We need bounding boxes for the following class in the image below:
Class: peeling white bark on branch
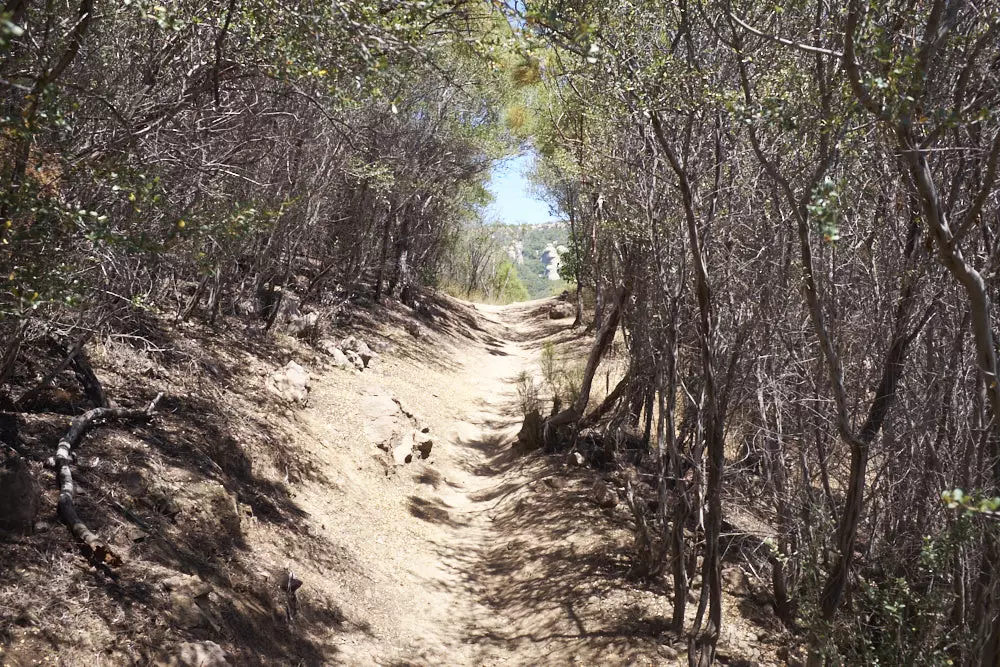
[56,392,163,565]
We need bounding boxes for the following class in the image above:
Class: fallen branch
[55,392,163,565]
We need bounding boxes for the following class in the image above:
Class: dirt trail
[0,295,778,667]
[254,297,771,667]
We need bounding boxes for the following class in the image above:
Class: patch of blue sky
[485,152,555,226]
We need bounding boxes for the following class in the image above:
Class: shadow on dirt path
[376,300,691,667]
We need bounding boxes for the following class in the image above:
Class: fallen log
[55,392,163,565]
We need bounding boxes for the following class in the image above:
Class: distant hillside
[498,222,571,298]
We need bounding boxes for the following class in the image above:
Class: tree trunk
[544,286,625,441]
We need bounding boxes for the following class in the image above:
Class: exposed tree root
[55,392,163,565]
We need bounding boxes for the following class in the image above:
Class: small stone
[570,452,586,466]
[269,361,310,404]
[318,340,351,367]
[163,574,212,598]
[544,476,567,490]
[156,640,231,667]
[658,644,679,659]
[330,347,350,367]
[392,433,414,465]
[345,350,365,371]
[167,593,208,629]
[365,415,398,449]
[592,481,618,508]
[413,432,433,459]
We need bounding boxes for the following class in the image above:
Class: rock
[570,451,586,466]
[270,361,310,404]
[372,340,392,354]
[360,391,400,419]
[390,430,433,464]
[345,349,365,371]
[156,640,231,667]
[0,455,40,534]
[657,644,679,659]
[341,336,378,364]
[318,339,351,368]
[723,566,750,595]
[592,480,618,508]
[543,476,567,490]
[516,410,543,451]
[163,573,212,599]
[413,431,433,459]
[549,302,575,319]
[365,416,399,449]
[330,347,350,368]
[167,593,209,629]
[392,433,415,465]
[182,481,241,556]
[286,311,319,337]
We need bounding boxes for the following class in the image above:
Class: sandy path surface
[243,298,769,666]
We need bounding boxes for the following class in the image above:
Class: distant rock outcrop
[506,240,524,264]
[540,243,568,280]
